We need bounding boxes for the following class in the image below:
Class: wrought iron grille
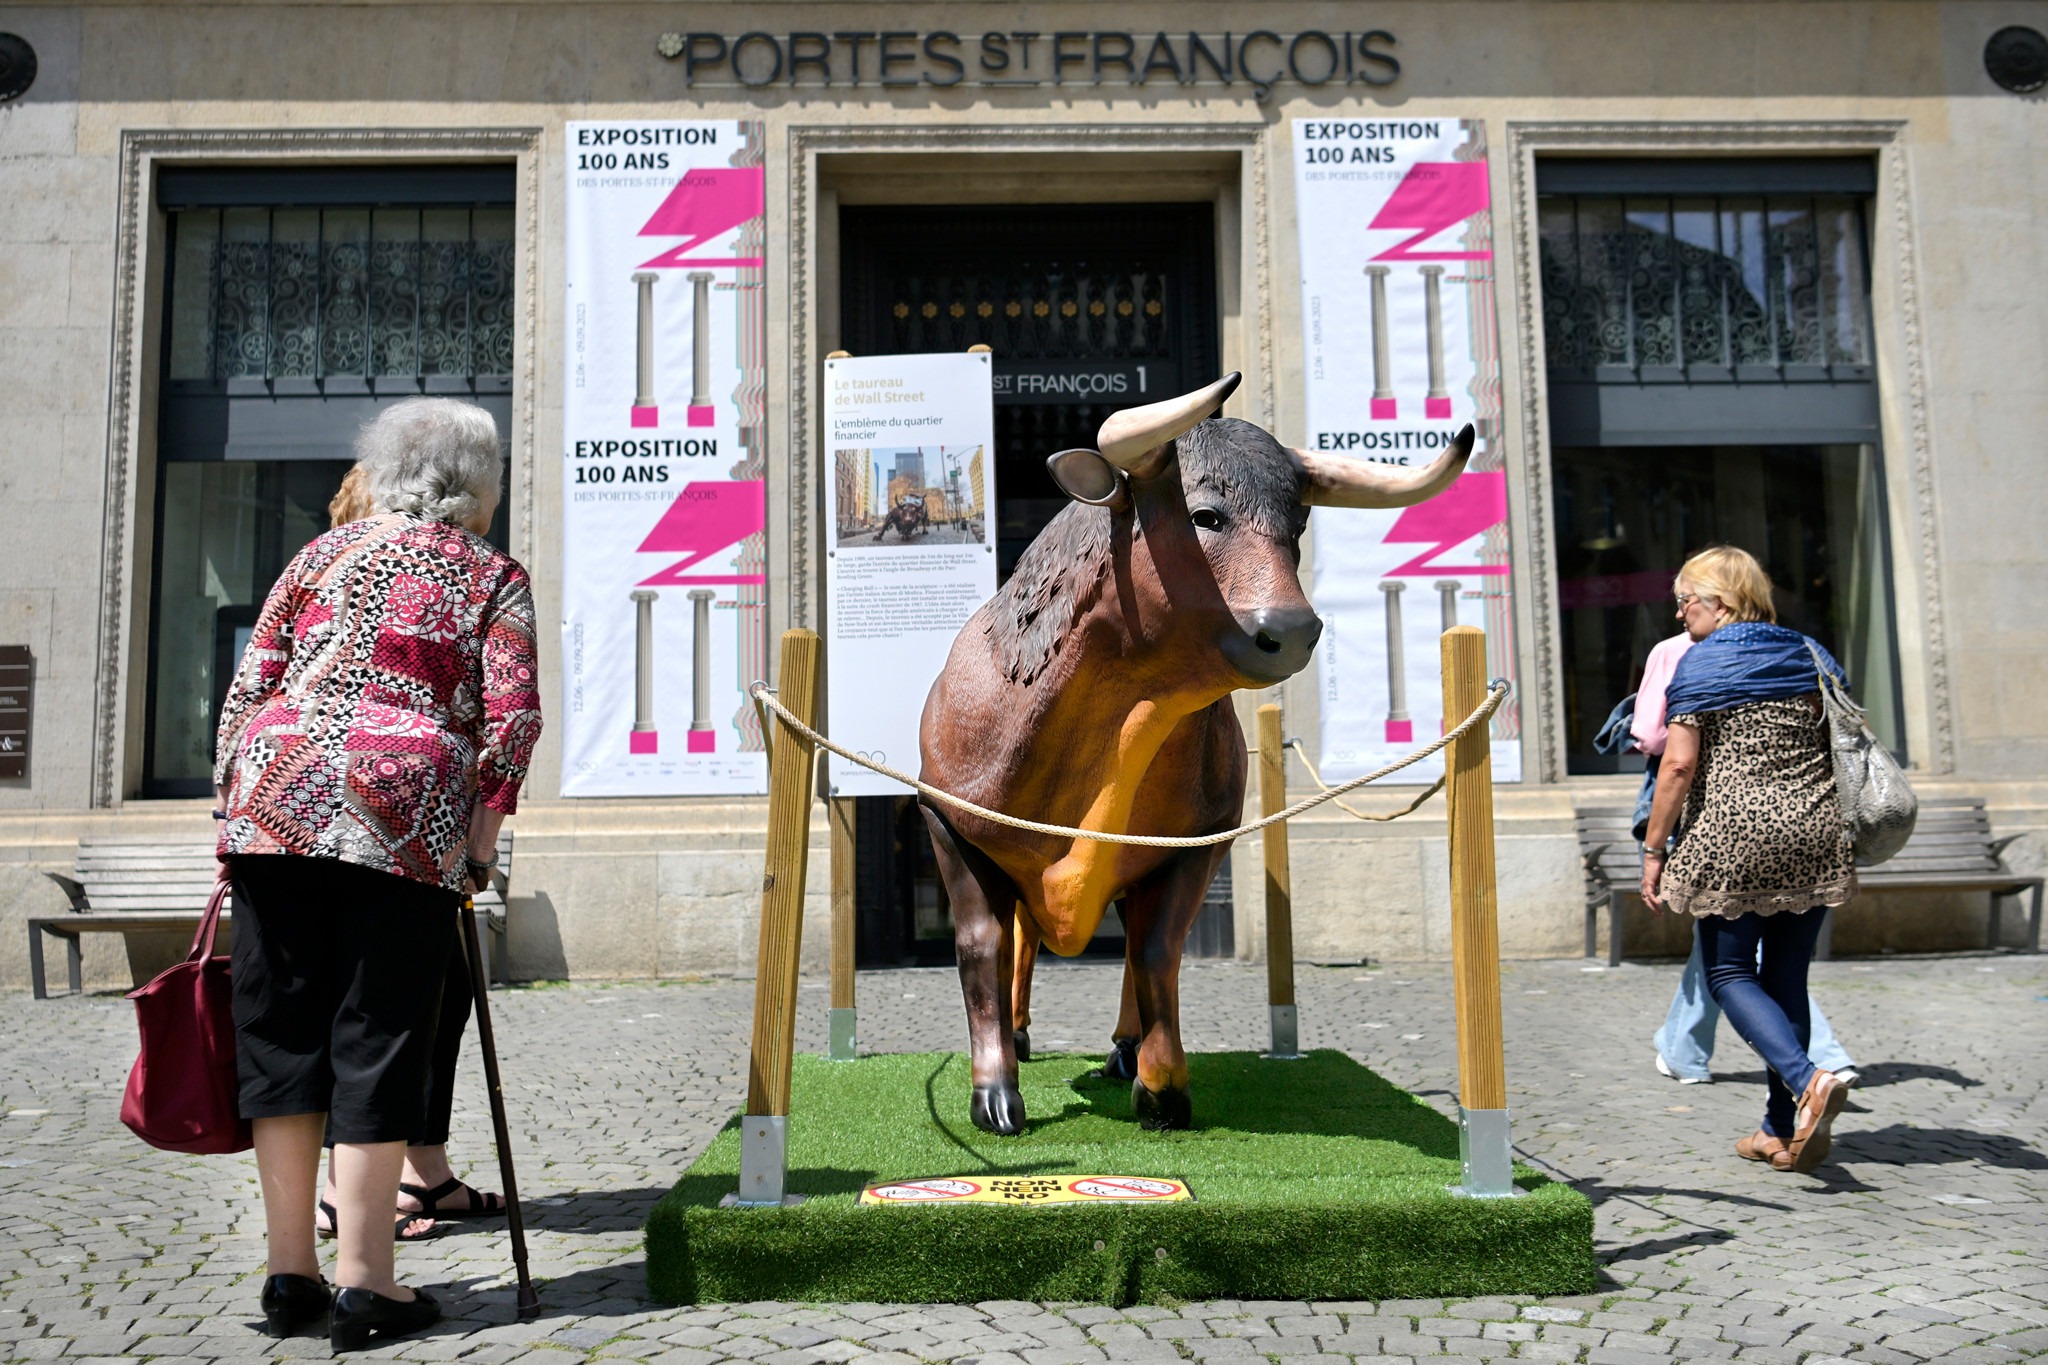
[1538,194,1871,374]
[166,206,515,382]
[867,261,1173,360]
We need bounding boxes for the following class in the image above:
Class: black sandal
[398,1176,506,1219]
[316,1199,438,1243]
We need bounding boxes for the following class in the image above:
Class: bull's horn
[1293,423,1475,507]
[1096,372,1241,478]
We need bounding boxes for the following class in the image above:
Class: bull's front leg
[1012,922,1041,1062]
[921,806,1027,1135]
[1119,843,1232,1130]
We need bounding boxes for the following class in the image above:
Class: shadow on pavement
[1602,1226,1736,1263]
[1834,1124,2046,1169]
[1716,1062,1982,1089]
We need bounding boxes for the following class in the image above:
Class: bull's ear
[1046,448,1130,511]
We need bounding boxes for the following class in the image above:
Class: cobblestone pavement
[1,952,2043,1364]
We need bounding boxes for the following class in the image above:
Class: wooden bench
[32,832,514,999]
[1577,797,2043,965]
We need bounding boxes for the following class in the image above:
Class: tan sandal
[1785,1070,1847,1172]
[1736,1129,1790,1168]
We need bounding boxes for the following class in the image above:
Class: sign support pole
[828,797,858,1060]
[734,628,821,1207]
[1442,625,1516,1198]
[1256,703,1300,1059]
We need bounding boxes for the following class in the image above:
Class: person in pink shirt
[1630,632,1694,758]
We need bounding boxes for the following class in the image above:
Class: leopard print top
[1661,696,1857,919]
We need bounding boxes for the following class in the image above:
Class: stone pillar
[1435,578,1463,634]
[1365,265,1395,421]
[631,272,659,428]
[1380,580,1411,743]
[1421,265,1450,419]
[630,590,658,754]
[687,588,717,752]
[687,271,716,427]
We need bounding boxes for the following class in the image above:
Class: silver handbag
[1806,642,1917,865]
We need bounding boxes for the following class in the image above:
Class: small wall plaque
[1985,26,2048,94]
[0,646,29,780]
[0,34,35,103]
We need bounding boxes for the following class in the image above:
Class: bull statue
[918,372,1473,1134]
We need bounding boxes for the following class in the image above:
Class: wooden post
[1256,703,1300,1058]
[827,796,858,1060]
[738,628,821,1205]
[1441,625,1513,1196]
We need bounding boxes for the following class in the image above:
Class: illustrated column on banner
[823,352,997,796]
[1295,117,1520,784]
[561,120,769,796]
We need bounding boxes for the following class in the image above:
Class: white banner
[1294,117,1521,783]
[823,352,998,796]
[560,119,769,796]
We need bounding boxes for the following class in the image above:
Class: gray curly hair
[357,398,504,526]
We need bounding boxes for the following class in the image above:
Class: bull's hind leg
[1120,844,1232,1130]
[1103,943,1140,1081]
[921,806,1027,1135]
[1012,923,1040,1062]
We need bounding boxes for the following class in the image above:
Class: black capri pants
[230,854,458,1144]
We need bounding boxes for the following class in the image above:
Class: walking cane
[460,896,541,1319]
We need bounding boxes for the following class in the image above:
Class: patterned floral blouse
[214,514,543,892]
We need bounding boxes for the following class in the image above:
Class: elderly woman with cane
[214,398,541,1349]
[1639,546,1856,1173]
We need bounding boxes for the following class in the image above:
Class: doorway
[838,201,1232,965]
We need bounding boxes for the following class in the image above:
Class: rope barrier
[1287,739,1445,823]
[747,678,1511,849]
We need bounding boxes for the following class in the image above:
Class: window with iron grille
[144,166,516,797]
[1534,159,1903,774]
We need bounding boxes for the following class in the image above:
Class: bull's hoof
[1013,1028,1032,1062]
[1102,1038,1139,1081]
[1133,1080,1192,1131]
[971,1083,1026,1135]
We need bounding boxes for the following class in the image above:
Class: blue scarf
[1663,621,1846,718]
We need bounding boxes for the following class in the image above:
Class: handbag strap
[188,867,231,963]
[1804,640,1862,724]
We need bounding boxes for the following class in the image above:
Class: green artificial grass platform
[646,1050,1594,1305]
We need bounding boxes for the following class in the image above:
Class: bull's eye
[1191,507,1226,532]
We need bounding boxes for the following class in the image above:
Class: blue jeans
[1695,909,1832,1138]
[1655,922,1855,1082]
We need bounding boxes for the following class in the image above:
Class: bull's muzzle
[1228,604,1324,684]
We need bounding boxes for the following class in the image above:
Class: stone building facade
[2,0,2045,988]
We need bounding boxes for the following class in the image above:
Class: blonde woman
[1639,546,1856,1173]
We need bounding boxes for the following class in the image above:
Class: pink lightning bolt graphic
[1368,162,1492,263]
[637,167,766,269]
[1379,471,1509,578]
[635,480,767,586]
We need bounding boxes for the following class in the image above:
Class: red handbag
[120,871,252,1154]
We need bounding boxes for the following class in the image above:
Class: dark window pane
[319,208,370,377]
[419,208,472,376]
[1552,443,1901,772]
[1768,202,1824,364]
[1720,198,1774,365]
[268,209,319,378]
[370,208,420,375]
[167,209,219,380]
[472,207,515,375]
[149,460,351,784]
[1576,197,1632,366]
[1624,199,1677,366]
[1671,198,1723,365]
[215,208,270,379]
[1537,198,1585,369]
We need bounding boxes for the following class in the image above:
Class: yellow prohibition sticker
[858,1175,1193,1207]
